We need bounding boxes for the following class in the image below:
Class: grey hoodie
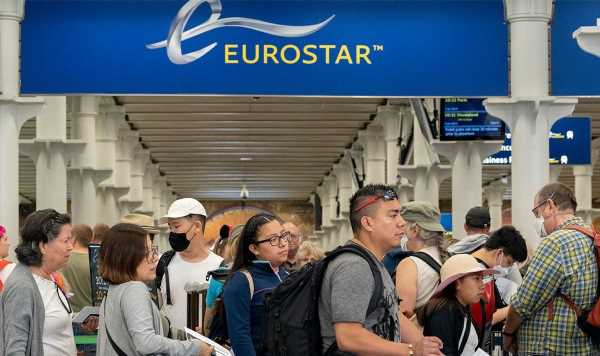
[447,234,488,255]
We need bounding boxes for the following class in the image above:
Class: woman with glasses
[223,213,290,356]
[96,223,212,356]
[0,209,76,356]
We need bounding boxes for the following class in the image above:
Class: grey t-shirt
[318,243,400,353]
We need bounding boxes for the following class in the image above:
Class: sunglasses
[353,189,399,213]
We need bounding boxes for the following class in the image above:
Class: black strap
[155,250,176,305]
[165,265,172,305]
[458,312,472,355]
[103,301,128,356]
[412,251,442,274]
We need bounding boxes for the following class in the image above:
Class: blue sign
[21,0,508,96]
[439,98,506,141]
[553,1,600,95]
[484,117,592,165]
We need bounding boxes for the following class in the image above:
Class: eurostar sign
[21,0,508,96]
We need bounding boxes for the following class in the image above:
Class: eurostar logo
[147,0,335,65]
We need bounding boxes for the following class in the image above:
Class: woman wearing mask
[223,214,290,356]
[0,209,76,356]
[417,254,493,356]
[97,223,212,356]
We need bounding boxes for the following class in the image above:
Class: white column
[549,165,562,183]
[573,146,600,223]
[358,125,386,184]
[115,125,139,218]
[130,147,148,213]
[153,175,165,222]
[432,141,502,239]
[20,97,85,212]
[398,115,451,208]
[376,105,403,185]
[485,0,577,250]
[332,152,356,244]
[140,163,156,215]
[69,96,101,225]
[396,177,414,205]
[484,181,508,231]
[0,1,44,256]
[316,183,333,250]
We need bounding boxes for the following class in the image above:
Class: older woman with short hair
[97,223,212,356]
[0,209,76,356]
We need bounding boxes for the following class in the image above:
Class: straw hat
[120,213,160,234]
[433,254,495,296]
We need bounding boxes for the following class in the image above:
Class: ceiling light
[240,157,253,161]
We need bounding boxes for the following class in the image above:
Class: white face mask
[533,217,548,238]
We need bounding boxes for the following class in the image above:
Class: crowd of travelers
[0,181,599,356]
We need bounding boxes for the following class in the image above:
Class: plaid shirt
[512,216,599,355]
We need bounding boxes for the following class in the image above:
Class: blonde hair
[406,222,450,263]
[296,241,325,267]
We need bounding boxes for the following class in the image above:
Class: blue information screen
[484,117,592,165]
[439,98,506,141]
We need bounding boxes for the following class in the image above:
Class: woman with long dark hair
[223,213,290,356]
[417,254,494,356]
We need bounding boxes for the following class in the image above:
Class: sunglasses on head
[353,189,398,213]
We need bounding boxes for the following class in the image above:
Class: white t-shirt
[33,274,77,356]
[160,251,223,330]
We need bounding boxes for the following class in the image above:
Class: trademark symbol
[373,44,384,52]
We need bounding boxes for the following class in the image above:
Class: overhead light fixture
[240,185,250,199]
[240,157,253,161]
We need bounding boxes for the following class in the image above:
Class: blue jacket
[223,261,288,356]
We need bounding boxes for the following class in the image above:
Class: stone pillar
[153,175,165,222]
[316,183,332,250]
[573,148,600,223]
[139,163,157,215]
[432,141,502,239]
[0,1,45,255]
[549,165,562,183]
[485,0,577,250]
[396,177,414,205]
[129,147,148,213]
[398,115,451,208]
[115,125,139,219]
[69,96,102,225]
[376,105,403,185]
[20,97,84,212]
[358,125,386,184]
[484,181,508,231]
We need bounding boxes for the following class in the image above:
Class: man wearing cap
[156,198,223,335]
[447,207,491,255]
[319,184,443,356]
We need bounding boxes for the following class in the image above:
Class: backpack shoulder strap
[240,269,255,299]
[564,224,596,239]
[155,250,176,305]
[103,300,128,356]
[327,244,384,315]
[412,252,442,274]
[457,312,471,355]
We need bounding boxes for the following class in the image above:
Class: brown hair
[100,223,149,284]
[93,224,110,243]
[72,224,93,247]
[592,216,600,233]
[536,182,577,212]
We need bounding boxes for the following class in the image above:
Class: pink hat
[433,254,496,297]
[0,225,5,237]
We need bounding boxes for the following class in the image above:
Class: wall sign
[21,0,508,96]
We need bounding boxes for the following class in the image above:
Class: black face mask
[169,225,193,252]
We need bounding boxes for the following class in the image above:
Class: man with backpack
[318,184,443,355]
[155,198,223,338]
[503,183,600,355]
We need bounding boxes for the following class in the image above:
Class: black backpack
[155,250,176,305]
[383,247,441,281]
[263,243,384,356]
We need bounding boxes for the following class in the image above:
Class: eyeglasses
[255,231,291,247]
[145,246,159,262]
[353,189,399,213]
[55,282,72,314]
[531,192,556,218]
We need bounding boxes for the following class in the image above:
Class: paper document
[184,327,232,356]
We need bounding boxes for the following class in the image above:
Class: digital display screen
[439,98,506,141]
[484,117,592,165]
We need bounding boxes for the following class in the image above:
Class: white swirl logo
[146,0,335,65]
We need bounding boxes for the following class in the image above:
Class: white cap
[162,198,207,220]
